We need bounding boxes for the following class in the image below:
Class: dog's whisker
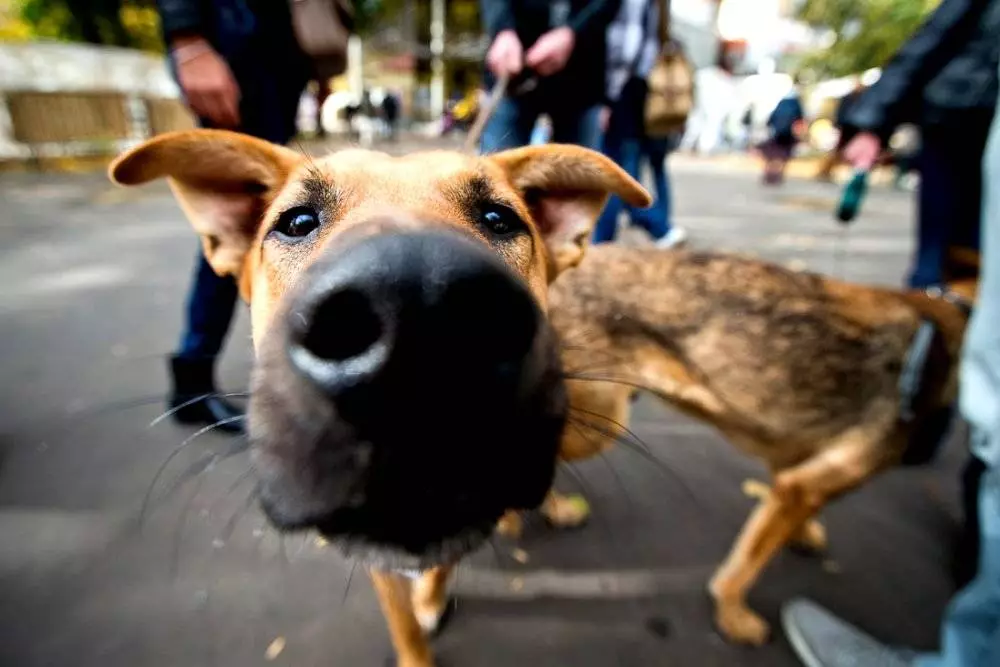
[560,372,656,395]
[170,461,212,580]
[485,533,507,570]
[341,561,359,606]
[152,435,250,513]
[278,534,291,570]
[139,418,245,525]
[567,412,703,510]
[149,393,250,428]
[218,481,260,545]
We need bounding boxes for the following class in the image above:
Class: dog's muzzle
[249,228,566,569]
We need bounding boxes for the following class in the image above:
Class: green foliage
[5,0,162,50]
[796,0,939,78]
[352,0,408,35]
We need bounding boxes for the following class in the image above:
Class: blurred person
[479,0,622,152]
[815,79,867,181]
[760,78,805,185]
[782,52,1000,667]
[156,0,310,432]
[592,0,685,247]
[382,89,400,141]
[679,51,738,155]
[840,1,997,292]
[836,0,998,587]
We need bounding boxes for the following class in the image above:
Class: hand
[525,27,575,77]
[843,131,882,171]
[173,37,241,128]
[598,106,611,132]
[486,30,524,78]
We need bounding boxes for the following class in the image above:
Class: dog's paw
[714,603,770,646]
[496,511,523,539]
[542,493,591,529]
[790,519,828,555]
[415,597,456,637]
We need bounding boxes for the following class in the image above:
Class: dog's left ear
[490,144,651,277]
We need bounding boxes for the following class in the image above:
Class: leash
[463,73,510,154]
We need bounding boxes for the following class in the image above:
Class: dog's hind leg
[708,433,894,645]
[746,478,828,554]
[370,569,435,667]
[412,565,455,636]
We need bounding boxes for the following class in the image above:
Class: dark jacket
[480,0,621,108]
[155,0,309,143]
[845,0,1000,137]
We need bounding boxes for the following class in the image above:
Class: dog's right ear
[110,129,301,277]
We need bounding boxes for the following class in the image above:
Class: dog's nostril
[302,289,384,362]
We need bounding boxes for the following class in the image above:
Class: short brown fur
[540,244,970,644]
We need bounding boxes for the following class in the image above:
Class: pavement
[0,140,967,667]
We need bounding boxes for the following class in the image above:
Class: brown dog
[109,129,649,667]
[537,243,971,645]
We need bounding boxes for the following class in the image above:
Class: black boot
[168,355,245,434]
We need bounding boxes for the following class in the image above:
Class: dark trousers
[910,120,990,288]
[176,41,307,360]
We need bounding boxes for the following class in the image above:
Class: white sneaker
[655,226,688,249]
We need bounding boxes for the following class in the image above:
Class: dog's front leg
[370,569,435,667]
[411,565,454,635]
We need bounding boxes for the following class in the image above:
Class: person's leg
[631,137,673,241]
[592,138,641,243]
[592,85,642,243]
[782,91,1000,667]
[480,97,536,154]
[170,47,308,431]
[916,465,1000,667]
[782,467,998,667]
[910,133,954,288]
[550,103,604,151]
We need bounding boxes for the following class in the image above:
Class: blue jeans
[479,96,603,153]
[176,33,308,360]
[915,466,1000,667]
[915,74,1000,667]
[592,77,673,243]
[593,136,673,243]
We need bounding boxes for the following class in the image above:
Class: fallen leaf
[314,535,329,548]
[509,577,524,592]
[741,479,770,500]
[511,548,529,564]
[265,637,286,661]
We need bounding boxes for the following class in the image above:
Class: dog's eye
[481,205,523,238]
[274,207,320,239]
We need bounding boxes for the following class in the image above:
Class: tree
[796,0,939,79]
[3,0,161,50]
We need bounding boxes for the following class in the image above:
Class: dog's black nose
[287,231,539,415]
